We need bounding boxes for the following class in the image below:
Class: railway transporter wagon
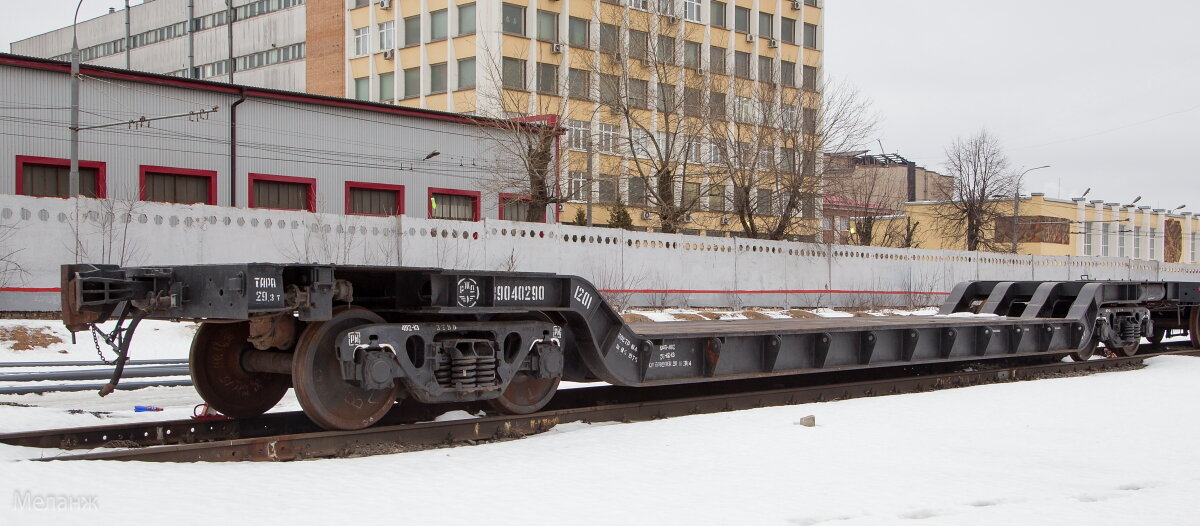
[62,263,1200,430]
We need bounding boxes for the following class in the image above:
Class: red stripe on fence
[0,287,61,293]
[598,289,951,295]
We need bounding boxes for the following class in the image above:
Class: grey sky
[4,1,1199,209]
[825,0,1200,210]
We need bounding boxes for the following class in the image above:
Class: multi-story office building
[11,0,308,90]
[12,0,824,236]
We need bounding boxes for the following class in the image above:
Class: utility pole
[69,1,84,199]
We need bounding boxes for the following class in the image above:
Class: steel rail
[0,379,191,395]
[0,359,189,368]
[0,365,189,382]
[11,348,1196,463]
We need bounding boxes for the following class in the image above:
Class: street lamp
[1011,165,1051,253]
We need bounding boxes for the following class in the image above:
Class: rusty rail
[5,348,1197,462]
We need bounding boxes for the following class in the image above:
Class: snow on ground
[0,319,197,362]
[2,317,1198,524]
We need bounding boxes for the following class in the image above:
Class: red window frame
[345,181,406,216]
[138,165,218,205]
[427,187,481,221]
[14,155,107,198]
[498,193,541,222]
[248,173,317,212]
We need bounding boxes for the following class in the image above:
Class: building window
[502,57,526,89]
[537,10,558,41]
[656,83,675,112]
[567,171,588,202]
[758,56,774,83]
[429,189,480,221]
[657,35,675,64]
[803,23,818,48]
[1150,228,1158,259]
[346,182,404,216]
[711,1,727,28]
[682,181,701,208]
[597,175,618,204]
[1192,232,1197,262]
[781,17,796,44]
[1101,223,1110,256]
[804,0,820,6]
[596,123,619,153]
[502,4,525,35]
[708,185,726,212]
[379,72,394,101]
[354,77,370,100]
[629,30,649,60]
[250,173,315,211]
[353,27,370,56]
[568,68,591,100]
[628,177,646,206]
[378,21,394,50]
[710,139,725,164]
[599,23,619,54]
[1083,222,1093,255]
[1134,226,1142,258]
[802,65,818,90]
[459,3,476,35]
[404,16,420,47]
[599,74,621,106]
[1119,227,1127,257]
[734,51,750,78]
[537,63,558,94]
[403,67,420,98]
[429,63,447,93]
[683,89,702,117]
[430,9,448,41]
[458,58,476,89]
[683,0,702,22]
[500,194,535,222]
[780,61,796,86]
[628,79,649,109]
[756,188,773,215]
[15,156,105,198]
[683,41,701,69]
[709,92,726,120]
[710,45,726,74]
[568,17,589,48]
[759,12,773,38]
[734,7,750,33]
[567,120,590,151]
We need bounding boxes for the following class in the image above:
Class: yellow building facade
[894,193,1199,263]
[318,0,824,235]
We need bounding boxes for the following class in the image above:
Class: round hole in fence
[501,228,508,235]
[441,230,448,238]
[539,231,545,238]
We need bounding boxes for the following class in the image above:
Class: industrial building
[0,52,533,219]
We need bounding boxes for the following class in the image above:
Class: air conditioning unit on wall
[745,34,755,42]
[379,0,392,9]
[767,38,778,48]
[551,43,565,54]
[790,0,801,9]
[720,216,731,225]
[641,210,653,220]
[382,49,394,59]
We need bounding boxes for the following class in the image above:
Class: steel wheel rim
[292,308,399,430]
[190,321,290,418]
[487,373,559,414]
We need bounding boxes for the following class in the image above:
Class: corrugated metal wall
[0,61,507,219]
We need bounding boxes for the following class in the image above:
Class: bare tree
[473,44,600,223]
[933,129,1015,251]
[711,77,877,240]
[0,220,27,288]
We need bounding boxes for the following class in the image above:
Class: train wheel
[293,307,400,430]
[487,373,560,415]
[1147,328,1165,348]
[1190,308,1200,349]
[1070,332,1098,362]
[1111,339,1140,357]
[190,321,290,418]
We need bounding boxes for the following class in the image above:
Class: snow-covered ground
[1,317,1198,524]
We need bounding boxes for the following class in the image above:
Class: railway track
[5,346,1195,463]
